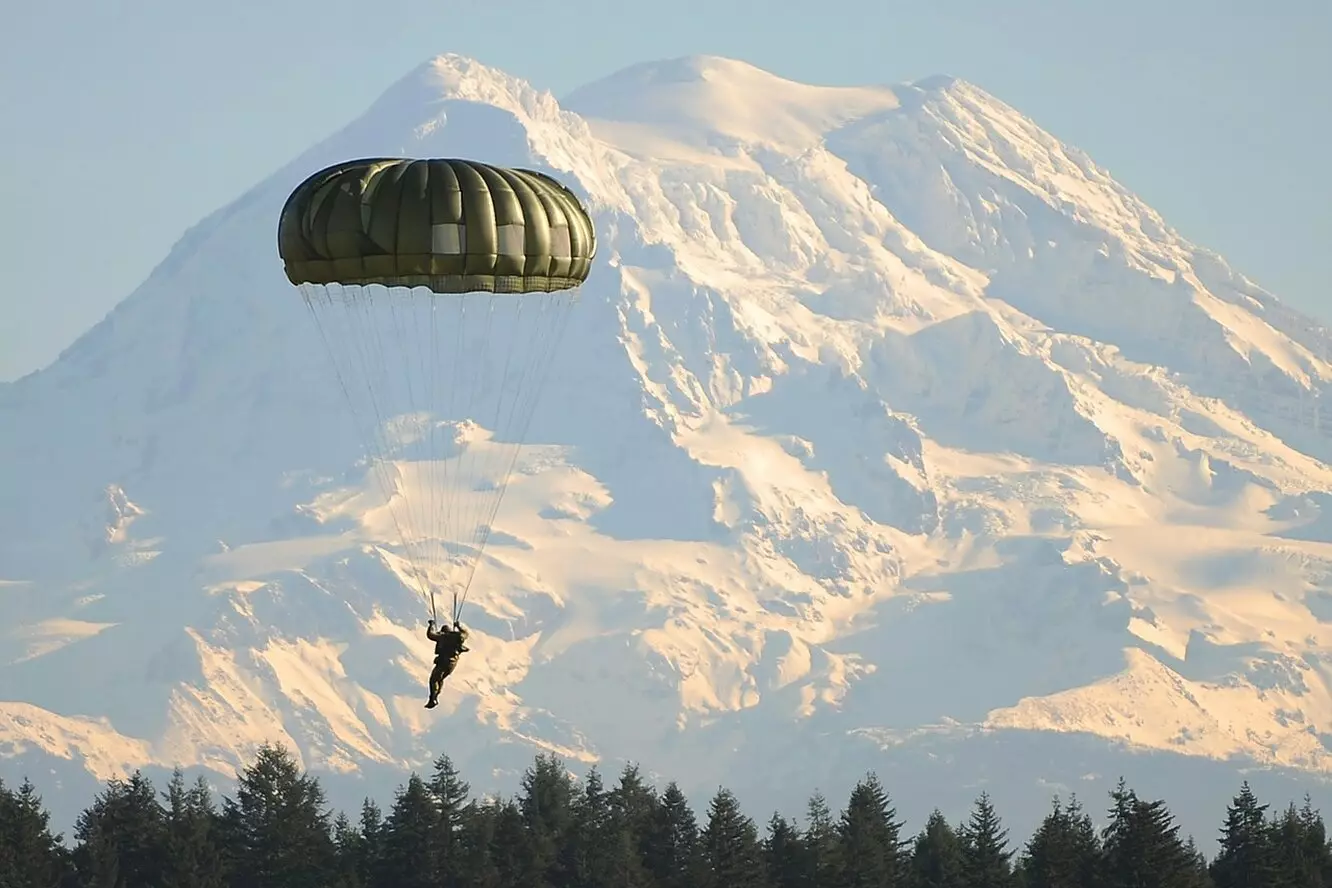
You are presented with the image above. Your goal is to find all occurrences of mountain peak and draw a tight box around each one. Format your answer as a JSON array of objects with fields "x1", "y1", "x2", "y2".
[
  {"x1": 5, "y1": 50, "x2": 1332, "y2": 840},
  {"x1": 563, "y1": 54, "x2": 903, "y2": 155}
]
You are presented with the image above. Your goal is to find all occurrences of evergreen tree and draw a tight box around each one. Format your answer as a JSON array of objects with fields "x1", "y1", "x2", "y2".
[
  {"x1": 1210, "y1": 783, "x2": 1274, "y2": 888},
  {"x1": 1289, "y1": 795, "x2": 1332, "y2": 888},
  {"x1": 331, "y1": 813, "x2": 364, "y2": 888},
  {"x1": 1020, "y1": 796, "x2": 1101, "y2": 888},
  {"x1": 908, "y1": 810, "x2": 966, "y2": 888},
  {"x1": 518, "y1": 752, "x2": 577, "y2": 887},
  {"x1": 837, "y1": 772, "x2": 907, "y2": 887},
  {"x1": 0, "y1": 777, "x2": 72, "y2": 888},
  {"x1": 1101, "y1": 779, "x2": 1199, "y2": 888},
  {"x1": 22, "y1": 734, "x2": 1332, "y2": 888},
  {"x1": 764, "y1": 812, "x2": 806, "y2": 888},
  {"x1": 374, "y1": 774, "x2": 446, "y2": 888},
  {"x1": 1265, "y1": 803, "x2": 1305, "y2": 888},
  {"x1": 1182, "y1": 837, "x2": 1214, "y2": 888},
  {"x1": 450, "y1": 799, "x2": 501, "y2": 888},
  {"x1": 609, "y1": 764, "x2": 661, "y2": 868},
  {"x1": 699, "y1": 786, "x2": 765, "y2": 888},
  {"x1": 72, "y1": 770, "x2": 168, "y2": 888},
  {"x1": 802, "y1": 791, "x2": 841, "y2": 888},
  {"x1": 161, "y1": 770, "x2": 224, "y2": 888},
  {"x1": 427, "y1": 754, "x2": 471, "y2": 842},
  {"x1": 218, "y1": 741, "x2": 336, "y2": 888},
  {"x1": 489, "y1": 798, "x2": 532, "y2": 888},
  {"x1": 351, "y1": 799, "x2": 385, "y2": 888},
  {"x1": 960, "y1": 792, "x2": 1012, "y2": 888},
  {"x1": 643, "y1": 780, "x2": 699, "y2": 888},
  {"x1": 561, "y1": 767, "x2": 610, "y2": 888}
]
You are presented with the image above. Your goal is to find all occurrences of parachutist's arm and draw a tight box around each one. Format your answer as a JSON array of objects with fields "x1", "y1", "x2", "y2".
[{"x1": 426, "y1": 624, "x2": 443, "y2": 641}]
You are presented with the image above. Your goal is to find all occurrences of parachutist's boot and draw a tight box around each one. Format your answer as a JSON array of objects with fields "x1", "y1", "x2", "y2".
[{"x1": 425, "y1": 697, "x2": 438, "y2": 709}]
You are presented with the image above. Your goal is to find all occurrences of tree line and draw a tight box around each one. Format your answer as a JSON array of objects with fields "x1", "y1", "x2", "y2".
[{"x1": 1, "y1": 741, "x2": 1328, "y2": 887}]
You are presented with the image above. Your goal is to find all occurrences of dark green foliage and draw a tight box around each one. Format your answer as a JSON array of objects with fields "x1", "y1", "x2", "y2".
[
  {"x1": 908, "y1": 810, "x2": 966, "y2": 888},
  {"x1": 1264, "y1": 795, "x2": 1332, "y2": 887},
  {"x1": 763, "y1": 813, "x2": 806, "y2": 888},
  {"x1": 803, "y1": 791, "x2": 842, "y2": 888},
  {"x1": 960, "y1": 791, "x2": 1013, "y2": 888},
  {"x1": 374, "y1": 774, "x2": 445, "y2": 888},
  {"x1": 218, "y1": 741, "x2": 337, "y2": 888},
  {"x1": 1101, "y1": 778, "x2": 1206, "y2": 888},
  {"x1": 518, "y1": 752, "x2": 577, "y2": 887},
  {"x1": 0, "y1": 776, "x2": 71, "y2": 887},
  {"x1": 1208, "y1": 782, "x2": 1274, "y2": 888},
  {"x1": 837, "y1": 772, "x2": 908, "y2": 887},
  {"x1": 161, "y1": 770, "x2": 224, "y2": 888},
  {"x1": 1016, "y1": 795, "x2": 1102, "y2": 888},
  {"x1": 643, "y1": 780, "x2": 699, "y2": 888},
  {"x1": 17, "y1": 742, "x2": 1332, "y2": 888},
  {"x1": 73, "y1": 770, "x2": 168, "y2": 888},
  {"x1": 699, "y1": 787, "x2": 765, "y2": 888}
]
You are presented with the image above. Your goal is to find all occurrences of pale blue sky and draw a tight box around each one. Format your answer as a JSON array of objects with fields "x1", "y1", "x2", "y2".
[{"x1": 2, "y1": 0, "x2": 1327, "y2": 381}]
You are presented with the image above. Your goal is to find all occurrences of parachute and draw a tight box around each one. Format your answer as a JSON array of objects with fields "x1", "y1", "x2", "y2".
[{"x1": 277, "y1": 157, "x2": 596, "y2": 623}]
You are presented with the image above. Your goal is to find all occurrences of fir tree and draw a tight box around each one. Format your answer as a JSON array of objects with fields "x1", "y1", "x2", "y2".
[
  {"x1": 803, "y1": 791, "x2": 841, "y2": 888},
  {"x1": 1182, "y1": 836, "x2": 1214, "y2": 888},
  {"x1": 764, "y1": 812, "x2": 806, "y2": 888},
  {"x1": 518, "y1": 752, "x2": 577, "y2": 887},
  {"x1": 0, "y1": 777, "x2": 71, "y2": 887},
  {"x1": 161, "y1": 770, "x2": 223, "y2": 888},
  {"x1": 489, "y1": 798, "x2": 532, "y2": 888},
  {"x1": 72, "y1": 770, "x2": 168, "y2": 888},
  {"x1": 1020, "y1": 795, "x2": 1101, "y2": 888},
  {"x1": 331, "y1": 813, "x2": 364, "y2": 888},
  {"x1": 908, "y1": 810, "x2": 966, "y2": 888},
  {"x1": 699, "y1": 787, "x2": 765, "y2": 888},
  {"x1": 1210, "y1": 782, "x2": 1275, "y2": 888},
  {"x1": 562, "y1": 767, "x2": 612, "y2": 888},
  {"x1": 351, "y1": 799, "x2": 385, "y2": 888},
  {"x1": 427, "y1": 753, "x2": 471, "y2": 842},
  {"x1": 450, "y1": 798, "x2": 501, "y2": 888},
  {"x1": 218, "y1": 741, "x2": 336, "y2": 888},
  {"x1": 1292, "y1": 795, "x2": 1332, "y2": 888},
  {"x1": 837, "y1": 772, "x2": 907, "y2": 887},
  {"x1": 960, "y1": 792, "x2": 1012, "y2": 888},
  {"x1": 1101, "y1": 779, "x2": 1198, "y2": 888},
  {"x1": 609, "y1": 763, "x2": 660, "y2": 866},
  {"x1": 643, "y1": 780, "x2": 699, "y2": 888},
  {"x1": 374, "y1": 774, "x2": 446, "y2": 888}
]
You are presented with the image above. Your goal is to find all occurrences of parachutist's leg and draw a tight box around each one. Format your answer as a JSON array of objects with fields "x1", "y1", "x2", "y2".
[{"x1": 425, "y1": 662, "x2": 446, "y2": 709}]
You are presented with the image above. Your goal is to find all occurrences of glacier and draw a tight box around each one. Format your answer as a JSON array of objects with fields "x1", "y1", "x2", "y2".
[{"x1": 3, "y1": 52, "x2": 1332, "y2": 840}]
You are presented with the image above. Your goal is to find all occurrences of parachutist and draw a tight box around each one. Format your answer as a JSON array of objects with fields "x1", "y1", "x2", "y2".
[{"x1": 424, "y1": 618, "x2": 469, "y2": 709}]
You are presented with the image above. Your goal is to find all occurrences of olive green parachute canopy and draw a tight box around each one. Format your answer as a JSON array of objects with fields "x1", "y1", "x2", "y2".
[{"x1": 278, "y1": 157, "x2": 596, "y2": 294}]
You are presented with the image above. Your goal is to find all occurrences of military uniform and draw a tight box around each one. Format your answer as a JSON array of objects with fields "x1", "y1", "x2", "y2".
[{"x1": 425, "y1": 621, "x2": 469, "y2": 709}]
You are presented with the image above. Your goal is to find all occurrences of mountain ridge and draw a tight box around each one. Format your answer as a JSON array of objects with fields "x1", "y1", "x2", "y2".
[{"x1": 3, "y1": 51, "x2": 1332, "y2": 839}]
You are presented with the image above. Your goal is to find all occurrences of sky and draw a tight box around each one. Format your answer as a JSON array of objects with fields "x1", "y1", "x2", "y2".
[{"x1": 2, "y1": 0, "x2": 1328, "y2": 382}]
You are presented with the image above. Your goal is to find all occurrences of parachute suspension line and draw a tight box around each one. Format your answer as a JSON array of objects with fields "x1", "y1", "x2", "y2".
[
  {"x1": 446, "y1": 295, "x2": 476, "y2": 624},
  {"x1": 383, "y1": 289, "x2": 439, "y2": 621},
  {"x1": 453, "y1": 290, "x2": 579, "y2": 621},
  {"x1": 302, "y1": 283, "x2": 435, "y2": 619},
  {"x1": 426, "y1": 296, "x2": 443, "y2": 621},
  {"x1": 353, "y1": 287, "x2": 436, "y2": 618},
  {"x1": 365, "y1": 287, "x2": 437, "y2": 619},
  {"x1": 454, "y1": 296, "x2": 516, "y2": 622}
]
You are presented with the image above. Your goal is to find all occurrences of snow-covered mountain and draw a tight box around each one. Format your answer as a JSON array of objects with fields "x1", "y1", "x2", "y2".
[{"x1": 4, "y1": 52, "x2": 1332, "y2": 839}]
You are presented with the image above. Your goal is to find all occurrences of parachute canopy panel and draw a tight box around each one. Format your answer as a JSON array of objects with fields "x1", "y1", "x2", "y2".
[{"x1": 278, "y1": 158, "x2": 596, "y2": 295}]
